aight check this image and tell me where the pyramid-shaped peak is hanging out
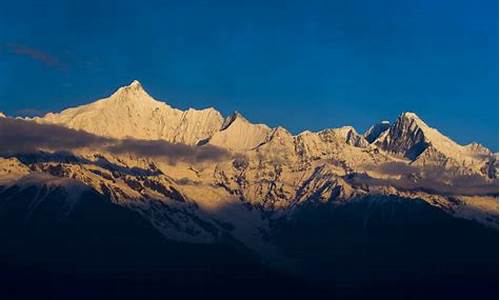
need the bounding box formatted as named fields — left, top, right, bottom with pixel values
left=221, top=111, right=250, bottom=130
left=231, top=111, right=247, bottom=120
left=110, top=80, right=155, bottom=102
left=338, top=125, right=357, bottom=132
left=400, top=112, right=424, bottom=122
left=395, top=112, right=431, bottom=130
left=374, top=111, right=472, bottom=160
left=271, top=126, right=292, bottom=137
left=129, top=79, right=142, bottom=87
left=120, top=79, right=146, bottom=92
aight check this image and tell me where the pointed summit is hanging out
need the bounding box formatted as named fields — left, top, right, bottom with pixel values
left=110, top=79, right=152, bottom=102
left=124, top=79, right=147, bottom=93
left=400, top=111, right=421, bottom=120
left=373, top=112, right=493, bottom=167
left=398, top=112, right=429, bottom=129
left=319, top=126, right=369, bottom=148
left=34, top=81, right=226, bottom=144
left=221, top=111, right=249, bottom=130
left=118, top=79, right=145, bottom=92
left=210, top=111, right=271, bottom=151
left=129, top=79, right=142, bottom=88
left=374, top=112, right=433, bottom=159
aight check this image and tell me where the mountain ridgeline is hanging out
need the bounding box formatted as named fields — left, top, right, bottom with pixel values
left=0, top=80, right=498, bottom=299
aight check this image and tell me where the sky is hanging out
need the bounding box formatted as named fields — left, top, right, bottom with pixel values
left=0, top=0, right=498, bottom=150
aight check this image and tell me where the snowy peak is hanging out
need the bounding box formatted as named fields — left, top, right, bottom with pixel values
left=221, top=111, right=248, bottom=130
left=318, top=126, right=368, bottom=148
left=129, top=79, right=142, bottom=88
left=259, top=126, right=294, bottom=148
left=109, top=80, right=155, bottom=104
left=374, top=112, right=495, bottom=175
left=35, top=81, right=223, bottom=144
left=375, top=112, right=446, bottom=160
left=121, top=79, right=145, bottom=91
left=252, top=126, right=296, bottom=160
left=209, top=112, right=271, bottom=151
left=173, top=107, right=224, bottom=144
left=396, top=112, right=428, bottom=133
left=393, top=112, right=467, bottom=155
left=401, top=111, right=422, bottom=121
left=26, top=81, right=495, bottom=179
left=338, top=126, right=369, bottom=148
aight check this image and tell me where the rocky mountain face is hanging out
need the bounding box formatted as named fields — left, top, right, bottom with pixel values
left=374, top=112, right=497, bottom=175
left=0, top=80, right=498, bottom=299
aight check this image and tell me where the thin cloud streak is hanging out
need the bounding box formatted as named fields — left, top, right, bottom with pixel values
left=352, top=162, right=498, bottom=196
left=6, top=43, right=68, bottom=71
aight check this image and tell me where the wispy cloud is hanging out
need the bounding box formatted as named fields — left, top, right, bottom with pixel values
left=0, top=118, right=230, bottom=164
left=108, top=139, right=230, bottom=164
left=351, top=162, right=498, bottom=196
left=6, top=43, right=68, bottom=71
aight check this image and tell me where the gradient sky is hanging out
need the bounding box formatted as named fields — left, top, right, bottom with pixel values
left=0, top=0, right=498, bottom=150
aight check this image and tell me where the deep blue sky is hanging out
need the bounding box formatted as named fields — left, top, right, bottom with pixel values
left=0, top=0, right=498, bottom=150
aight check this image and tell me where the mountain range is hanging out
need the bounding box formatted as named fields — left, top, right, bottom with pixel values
left=0, top=80, right=498, bottom=299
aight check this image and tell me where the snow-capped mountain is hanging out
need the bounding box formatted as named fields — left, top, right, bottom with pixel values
left=3, top=80, right=493, bottom=226
left=373, top=112, right=497, bottom=176
left=36, top=80, right=224, bottom=145
left=33, top=81, right=496, bottom=177
left=0, top=80, right=498, bottom=298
